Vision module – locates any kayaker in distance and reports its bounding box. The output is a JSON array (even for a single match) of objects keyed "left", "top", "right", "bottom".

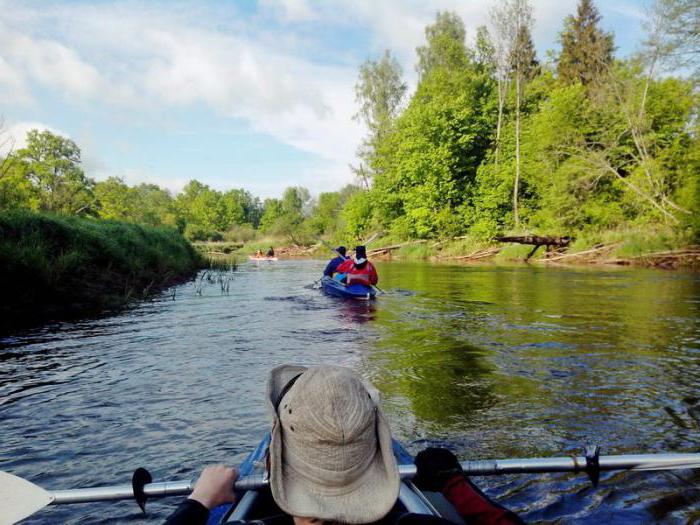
[
  {"left": 266, "top": 247, "right": 275, "bottom": 257},
  {"left": 323, "top": 245, "right": 347, "bottom": 277},
  {"left": 255, "top": 249, "right": 264, "bottom": 257},
  {"left": 336, "top": 245, "right": 378, "bottom": 286},
  {"left": 163, "top": 365, "right": 522, "bottom": 525}
]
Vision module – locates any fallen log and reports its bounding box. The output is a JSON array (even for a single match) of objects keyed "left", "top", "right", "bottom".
[{"left": 495, "top": 235, "right": 574, "bottom": 247}]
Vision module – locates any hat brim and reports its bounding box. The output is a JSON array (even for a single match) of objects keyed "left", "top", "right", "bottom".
[{"left": 266, "top": 365, "right": 399, "bottom": 523}]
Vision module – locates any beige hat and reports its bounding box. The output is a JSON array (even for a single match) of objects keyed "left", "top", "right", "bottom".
[{"left": 267, "top": 364, "right": 400, "bottom": 523}]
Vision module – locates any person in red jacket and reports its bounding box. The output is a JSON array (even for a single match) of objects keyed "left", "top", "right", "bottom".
[{"left": 336, "top": 245, "right": 378, "bottom": 286}]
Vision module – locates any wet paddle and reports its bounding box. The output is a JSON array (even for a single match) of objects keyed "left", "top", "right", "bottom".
[{"left": 5, "top": 451, "right": 700, "bottom": 522}]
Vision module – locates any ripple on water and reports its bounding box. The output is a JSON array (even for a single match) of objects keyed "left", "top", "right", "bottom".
[{"left": 2, "top": 261, "right": 700, "bottom": 523}]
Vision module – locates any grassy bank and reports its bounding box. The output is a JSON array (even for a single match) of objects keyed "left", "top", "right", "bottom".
[
  {"left": 364, "top": 227, "right": 698, "bottom": 268},
  {"left": 0, "top": 211, "right": 204, "bottom": 330}
]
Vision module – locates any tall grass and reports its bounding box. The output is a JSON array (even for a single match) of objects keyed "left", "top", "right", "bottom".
[{"left": 0, "top": 211, "right": 204, "bottom": 329}]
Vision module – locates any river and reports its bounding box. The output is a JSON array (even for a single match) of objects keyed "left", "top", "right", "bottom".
[{"left": 1, "top": 260, "right": 699, "bottom": 523}]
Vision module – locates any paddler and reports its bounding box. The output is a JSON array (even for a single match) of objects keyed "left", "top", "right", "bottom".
[
  {"left": 266, "top": 247, "right": 275, "bottom": 257},
  {"left": 323, "top": 245, "right": 347, "bottom": 277},
  {"left": 164, "top": 365, "right": 523, "bottom": 525},
  {"left": 336, "top": 245, "right": 378, "bottom": 286}
]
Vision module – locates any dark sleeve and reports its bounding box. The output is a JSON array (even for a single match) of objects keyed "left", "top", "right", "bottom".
[
  {"left": 323, "top": 258, "right": 337, "bottom": 276},
  {"left": 443, "top": 475, "right": 524, "bottom": 525},
  {"left": 163, "top": 498, "right": 210, "bottom": 525}
]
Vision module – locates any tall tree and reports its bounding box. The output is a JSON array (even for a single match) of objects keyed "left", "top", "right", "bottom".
[
  {"left": 12, "top": 130, "right": 96, "bottom": 215},
  {"left": 497, "top": 0, "right": 537, "bottom": 227},
  {"left": 416, "top": 11, "right": 471, "bottom": 79},
  {"left": 489, "top": 7, "right": 512, "bottom": 170},
  {"left": 646, "top": 0, "right": 700, "bottom": 78},
  {"left": 353, "top": 50, "right": 407, "bottom": 183},
  {"left": 557, "top": 0, "right": 615, "bottom": 86}
]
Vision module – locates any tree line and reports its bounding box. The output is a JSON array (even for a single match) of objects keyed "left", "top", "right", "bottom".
[
  {"left": 0, "top": 0, "right": 697, "bottom": 246},
  {"left": 0, "top": 127, "right": 361, "bottom": 242},
  {"left": 347, "top": 0, "right": 698, "bottom": 242}
]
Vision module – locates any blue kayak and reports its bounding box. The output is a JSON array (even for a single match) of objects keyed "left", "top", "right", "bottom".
[
  {"left": 207, "top": 433, "right": 456, "bottom": 523},
  {"left": 321, "top": 276, "right": 376, "bottom": 300}
]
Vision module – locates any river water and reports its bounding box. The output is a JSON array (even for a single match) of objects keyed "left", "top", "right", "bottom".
[{"left": 1, "top": 260, "right": 699, "bottom": 524}]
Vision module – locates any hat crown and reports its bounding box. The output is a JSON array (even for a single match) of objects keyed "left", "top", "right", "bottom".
[{"left": 279, "top": 367, "right": 377, "bottom": 481}]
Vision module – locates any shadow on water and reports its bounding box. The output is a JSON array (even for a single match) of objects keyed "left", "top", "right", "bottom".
[{"left": 1, "top": 260, "right": 699, "bottom": 523}]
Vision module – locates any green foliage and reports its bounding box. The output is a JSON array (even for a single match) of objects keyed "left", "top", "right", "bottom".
[
  {"left": 7, "top": 130, "right": 96, "bottom": 215},
  {"left": 370, "top": 62, "right": 495, "bottom": 238},
  {"left": 0, "top": 210, "right": 202, "bottom": 328},
  {"left": 341, "top": 190, "right": 376, "bottom": 239},
  {"left": 416, "top": 11, "right": 471, "bottom": 78}
]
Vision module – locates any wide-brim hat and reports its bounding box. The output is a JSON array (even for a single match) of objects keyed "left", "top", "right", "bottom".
[{"left": 267, "top": 364, "right": 399, "bottom": 523}]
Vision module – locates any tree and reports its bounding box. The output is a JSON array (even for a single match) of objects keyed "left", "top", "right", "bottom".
[
  {"left": 494, "top": 0, "right": 537, "bottom": 227},
  {"left": 371, "top": 63, "right": 495, "bottom": 238},
  {"left": 12, "top": 130, "right": 96, "bottom": 215},
  {"left": 416, "top": 12, "right": 471, "bottom": 79},
  {"left": 132, "top": 184, "right": 177, "bottom": 227},
  {"left": 557, "top": 0, "right": 615, "bottom": 86},
  {"left": 646, "top": 0, "right": 700, "bottom": 78},
  {"left": 260, "top": 198, "right": 283, "bottom": 233},
  {"left": 475, "top": 25, "right": 497, "bottom": 75},
  {"left": 353, "top": 50, "right": 407, "bottom": 181},
  {"left": 95, "top": 177, "right": 134, "bottom": 221},
  {"left": 0, "top": 118, "right": 16, "bottom": 180}
]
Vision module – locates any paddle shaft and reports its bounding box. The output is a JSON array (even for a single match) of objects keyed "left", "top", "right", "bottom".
[{"left": 47, "top": 452, "right": 700, "bottom": 505}]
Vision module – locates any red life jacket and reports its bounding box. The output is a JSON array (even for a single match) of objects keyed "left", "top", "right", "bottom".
[{"left": 337, "top": 260, "right": 378, "bottom": 286}]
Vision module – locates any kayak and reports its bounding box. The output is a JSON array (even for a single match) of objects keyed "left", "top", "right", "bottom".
[
  {"left": 206, "top": 434, "right": 457, "bottom": 524},
  {"left": 249, "top": 256, "right": 278, "bottom": 261},
  {"left": 321, "top": 276, "right": 376, "bottom": 300}
]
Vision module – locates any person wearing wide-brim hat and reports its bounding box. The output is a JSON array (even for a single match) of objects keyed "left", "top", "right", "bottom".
[
  {"left": 267, "top": 364, "right": 399, "bottom": 523},
  {"left": 163, "top": 366, "right": 523, "bottom": 525}
]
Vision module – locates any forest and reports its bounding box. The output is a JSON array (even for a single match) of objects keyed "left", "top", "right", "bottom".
[{"left": 0, "top": 0, "right": 697, "bottom": 257}]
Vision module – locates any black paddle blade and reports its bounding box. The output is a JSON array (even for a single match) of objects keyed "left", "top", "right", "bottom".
[{"left": 132, "top": 467, "right": 152, "bottom": 514}]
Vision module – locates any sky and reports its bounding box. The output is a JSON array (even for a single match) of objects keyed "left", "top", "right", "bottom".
[{"left": 1, "top": 0, "right": 651, "bottom": 199}]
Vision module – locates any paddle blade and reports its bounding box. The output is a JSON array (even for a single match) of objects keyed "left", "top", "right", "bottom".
[{"left": 0, "top": 471, "right": 53, "bottom": 524}]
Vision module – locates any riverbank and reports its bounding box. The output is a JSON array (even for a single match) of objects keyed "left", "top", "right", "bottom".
[
  {"left": 196, "top": 227, "right": 699, "bottom": 270},
  {"left": 0, "top": 211, "right": 204, "bottom": 331}
]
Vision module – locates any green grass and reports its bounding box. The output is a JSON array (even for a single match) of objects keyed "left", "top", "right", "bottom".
[
  {"left": 0, "top": 211, "right": 204, "bottom": 329},
  {"left": 566, "top": 227, "right": 690, "bottom": 259}
]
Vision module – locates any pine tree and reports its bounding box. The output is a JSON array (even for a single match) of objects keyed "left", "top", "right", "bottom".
[{"left": 557, "top": 0, "right": 615, "bottom": 85}]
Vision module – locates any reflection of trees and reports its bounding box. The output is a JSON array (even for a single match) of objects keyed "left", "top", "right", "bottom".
[
  {"left": 364, "top": 262, "right": 700, "bottom": 449},
  {"left": 368, "top": 329, "right": 497, "bottom": 430}
]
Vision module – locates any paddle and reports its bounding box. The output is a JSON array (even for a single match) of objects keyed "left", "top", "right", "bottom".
[{"left": 5, "top": 450, "right": 700, "bottom": 522}]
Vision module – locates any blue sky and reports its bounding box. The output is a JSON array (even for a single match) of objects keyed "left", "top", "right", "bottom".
[{"left": 1, "top": 0, "right": 650, "bottom": 198}]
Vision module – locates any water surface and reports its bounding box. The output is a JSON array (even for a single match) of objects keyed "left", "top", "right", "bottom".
[{"left": 1, "top": 260, "right": 699, "bottom": 523}]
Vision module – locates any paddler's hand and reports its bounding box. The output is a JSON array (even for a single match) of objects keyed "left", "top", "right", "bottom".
[
  {"left": 414, "top": 447, "right": 464, "bottom": 492},
  {"left": 188, "top": 464, "right": 238, "bottom": 509}
]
